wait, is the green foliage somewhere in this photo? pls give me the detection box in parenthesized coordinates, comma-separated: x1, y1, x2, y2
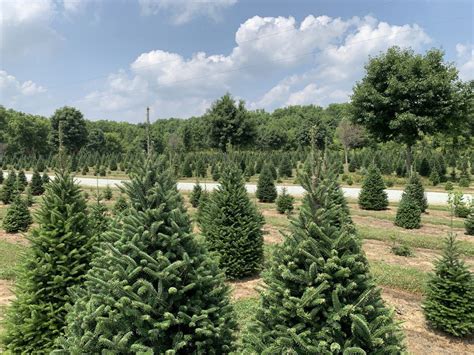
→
(429, 169, 440, 186)
(50, 106, 88, 153)
(25, 186, 34, 207)
(445, 181, 454, 191)
(278, 156, 293, 178)
(30, 169, 45, 195)
(0, 169, 3, 184)
(2, 195, 32, 233)
(103, 184, 113, 200)
(405, 173, 428, 212)
(391, 243, 414, 257)
(451, 192, 471, 218)
(275, 187, 294, 214)
(419, 157, 431, 177)
(395, 192, 422, 229)
(423, 233, 474, 337)
(112, 195, 128, 214)
(189, 182, 203, 208)
(465, 210, 474, 235)
(2, 171, 93, 353)
(57, 159, 237, 353)
(1, 170, 16, 204)
(256, 165, 277, 203)
(243, 157, 404, 353)
(16, 169, 27, 192)
(181, 157, 193, 177)
(89, 200, 110, 237)
(200, 164, 264, 280)
(42, 172, 50, 185)
(358, 165, 388, 210)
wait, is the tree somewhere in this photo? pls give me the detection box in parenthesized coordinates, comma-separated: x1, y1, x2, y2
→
(352, 47, 470, 169)
(1, 170, 16, 204)
(2, 195, 32, 233)
(50, 106, 88, 153)
(2, 171, 93, 353)
(394, 192, 421, 229)
(465, 209, 474, 235)
(0, 169, 3, 184)
(189, 181, 203, 208)
(358, 165, 388, 210)
(42, 172, 50, 185)
(278, 156, 293, 178)
(103, 185, 113, 200)
(423, 233, 474, 337)
(404, 173, 428, 212)
(256, 165, 277, 203)
(243, 157, 404, 353)
(275, 187, 294, 214)
(199, 164, 264, 280)
(16, 169, 28, 192)
(336, 118, 366, 166)
(57, 159, 237, 353)
(113, 195, 128, 215)
(207, 93, 255, 152)
(30, 169, 45, 195)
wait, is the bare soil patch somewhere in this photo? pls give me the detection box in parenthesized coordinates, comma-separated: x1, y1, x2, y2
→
(262, 225, 283, 244)
(0, 279, 14, 307)
(229, 277, 261, 300)
(0, 231, 29, 246)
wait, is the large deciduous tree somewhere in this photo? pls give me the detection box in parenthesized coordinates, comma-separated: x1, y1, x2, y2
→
(50, 106, 88, 153)
(351, 47, 470, 169)
(336, 118, 366, 166)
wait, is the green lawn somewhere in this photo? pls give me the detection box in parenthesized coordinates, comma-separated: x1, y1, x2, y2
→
(0, 241, 26, 280)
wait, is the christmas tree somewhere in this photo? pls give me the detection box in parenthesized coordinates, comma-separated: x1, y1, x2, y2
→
(2, 195, 32, 233)
(256, 164, 277, 203)
(42, 172, 50, 185)
(200, 164, 264, 279)
(57, 158, 237, 353)
(1, 170, 17, 204)
(358, 165, 388, 210)
(404, 173, 428, 212)
(395, 191, 421, 229)
(189, 181, 203, 208)
(279, 156, 293, 178)
(423, 233, 474, 337)
(0, 169, 3, 184)
(30, 169, 45, 195)
(2, 171, 93, 353)
(465, 208, 474, 235)
(17, 169, 28, 192)
(276, 187, 294, 214)
(243, 155, 404, 353)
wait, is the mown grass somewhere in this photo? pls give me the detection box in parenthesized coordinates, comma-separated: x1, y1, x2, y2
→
(370, 261, 428, 295)
(0, 241, 26, 280)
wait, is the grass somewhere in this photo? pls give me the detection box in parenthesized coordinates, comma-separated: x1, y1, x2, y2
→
(0, 240, 26, 280)
(370, 261, 428, 295)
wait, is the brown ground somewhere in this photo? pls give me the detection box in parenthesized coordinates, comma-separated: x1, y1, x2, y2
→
(262, 225, 283, 244)
(0, 280, 14, 307)
(0, 230, 29, 246)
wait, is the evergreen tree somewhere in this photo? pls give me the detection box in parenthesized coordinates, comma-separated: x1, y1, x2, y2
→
(279, 156, 293, 178)
(30, 169, 45, 195)
(200, 164, 264, 280)
(358, 165, 388, 210)
(189, 181, 203, 208)
(2, 195, 32, 233)
(103, 184, 113, 200)
(404, 173, 428, 212)
(243, 157, 404, 353)
(429, 169, 440, 186)
(42, 172, 50, 185)
(256, 165, 277, 203)
(395, 192, 421, 229)
(465, 210, 474, 236)
(1, 170, 17, 204)
(57, 159, 237, 353)
(17, 169, 28, 192)
(181, 157, 193, 178)
(89, 199, 110, 237)
(0, 169, 3, 184)
(113, 195, 129, 215)
(423, 233, 474, 337)
(2, 171, 93, 353)
(276, 187, 294, 214)
(25, 186, 34, 207)
(419, 157, 431, 177)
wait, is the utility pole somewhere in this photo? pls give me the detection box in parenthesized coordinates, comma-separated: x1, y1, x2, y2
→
(146, 106, 151, 158)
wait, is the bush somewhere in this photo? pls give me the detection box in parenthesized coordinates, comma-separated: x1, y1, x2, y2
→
(278, 157, 292, 178)
(256, 165, 277, 203)
(451, 192, 471, 218)
(430, 169, 440, 186)
(445, 181, 454, 191)
(358, 165, 388, 210)
(459, 177, 470, 188)
(113, 195, 128, 214)
(395, 192, 421, 229)
(385, 178, 395, 188)
(346, 176, 353, 185)
(2, 195, 32, 233)
(42, 172, 50, 185)
(423, 233, 474, 337)
(391, 243, 413, 257)
(276, 188, 294, 214)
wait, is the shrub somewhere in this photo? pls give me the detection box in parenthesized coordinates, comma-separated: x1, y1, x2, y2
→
(278, 157, 292, 178)
(256, 165, 277, 203)
(430, 169, 440, 186)
(42, 172, 50, 185)
(112, 195, 128, 214)
(346, 176, 353, 185)
(423, 233, 474, 337)
(2, 195, 32, 233)
(445, 181, 454, 191)
(358, 165, 388, 210)
(103, 185, 113, 200)
(276, 188, 294, 214)
(391, 243, 413, 257)
(200, 164, 264, 280)
(385, 178, 395, 188)
(451, 192, 471, 218)
(0, 169, 3, 184)
(459, 177, 470, 188)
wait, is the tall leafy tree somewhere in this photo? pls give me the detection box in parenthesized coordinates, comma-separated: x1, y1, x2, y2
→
(50, 106, 88, 153)
(57, 158, 237, 353)
(352, 47, 470, 169)
(243, 156, 404, 353)
(2, 171, 92, 353)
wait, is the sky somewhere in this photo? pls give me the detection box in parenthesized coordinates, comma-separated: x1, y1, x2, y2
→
(0, 0, 473, 123)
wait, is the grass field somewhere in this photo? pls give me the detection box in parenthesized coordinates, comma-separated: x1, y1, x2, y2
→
(0, 186, 473, 353)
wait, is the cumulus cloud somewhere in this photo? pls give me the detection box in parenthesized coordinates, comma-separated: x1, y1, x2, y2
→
(138, 0, 237, 24)
(0, 70, 47, 113)
(78, 14, 432, 121)
(456, 43, 474, 81)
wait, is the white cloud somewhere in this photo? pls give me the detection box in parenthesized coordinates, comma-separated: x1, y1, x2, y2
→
(78, 14, 432, 121)
(456, 43, 474, 81)
(0, 70, 47, 112)
(138, 0, 237, 24)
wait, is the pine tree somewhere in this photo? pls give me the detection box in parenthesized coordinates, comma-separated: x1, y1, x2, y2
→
(465, 210, 474, 235)
(25, 186, 34, 207)
(276, 187, 294, 214)
(279, 156, 293, 178)
(0, 169, 3, 184)
(243, 157, 404, 353)
(2, 171, 93, 353)
(256, 164, 277, 203)
(404, 173, 428, 213)
(395, 192, 421, 229)
(181, 157, 193, 177)
(1, 170, 17, 204)
(113, 195, 129, 215)
(200, 164, 264, 280)
(190, 181, 203, 208)
(423, 233, 474, 337)
(56, 159, 237, 353)
(103, 184, 113, 200)
(89, 199, 110, 237)
(17, 169, 28, 192)
(42, 172, 50, 185)
(419, 157, 431, 177)
(358, 165, 388, 210)
(30, 169, 45, 195)
(429, 169, 440, 186)
(2, 195, 32, 233)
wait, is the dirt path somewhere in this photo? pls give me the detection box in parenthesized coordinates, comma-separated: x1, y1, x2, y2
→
(0, 231, 29, 246)
(0, 279, 14, 307)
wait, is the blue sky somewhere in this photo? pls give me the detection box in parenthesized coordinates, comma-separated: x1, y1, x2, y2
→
(1, 0, 473, 122)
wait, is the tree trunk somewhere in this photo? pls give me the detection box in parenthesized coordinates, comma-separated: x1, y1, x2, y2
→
(406, 144, 413, 175)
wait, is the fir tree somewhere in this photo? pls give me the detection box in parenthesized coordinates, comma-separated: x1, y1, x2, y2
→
(394, 192, 421, 229)
(189, 181, 203, 208)
(57, 158, 237, 353)
(423, 233, 474, 337)
(429, 169, 440, 186)
(30, 169, 45, 195)
(113, 195, 129, 215)
(89, 199, 110, 237)
(358, 165, 388, 210)
(404, 173, 428, 212)
(2, 171, 93, 353)
(103, 184, 113, 200)
(1, 170, 17, 204)
(2, 195, 32, 233)
(279, 157, 293, 178)
(200, 164, 264, 280)
(25, 186, 34, 207)
(17, 169, 28, 192)
(181, 157, 193, 177)
(419, 157, 431, 177)
(465, 210, 474, 235)
(0, 169, 3, 184)
(243, 156, 404, 353)
(256, 164, 277, 203)
(276, 187, 294, 214)
(42, 172, 50, 185)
